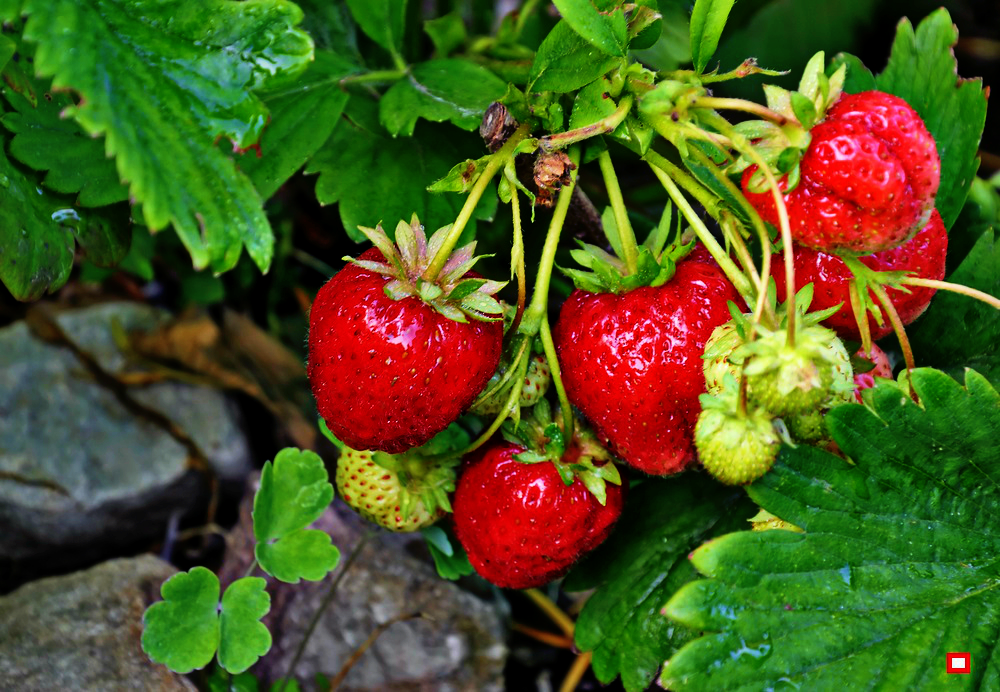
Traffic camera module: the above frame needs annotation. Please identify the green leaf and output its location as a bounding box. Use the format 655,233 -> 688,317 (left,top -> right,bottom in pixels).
252,448 -> 333,543
241,50 -> 357,200
206,664 -> 260,692
689,0 -> 735,73
424,12 -> 466,57
568,76 -> 617,131
142,567 -> 221,675
218,577 -> 271,675
828,52 -> 875,94
380,59 -> 507,137
344,0 -> 406,58
564,477 -> 753,692
662,369 -> 1000,691
422,525 -> 474,580
909,230 -> 1000,384
255,529 -> 341,583
631,1 -> 690,72
1,56 -> 127,206
552,0 -> 627,58
528,20 -> 623,94
22,0 -> 315,273
876,9 -> 988,231
0,143 -> 129,301
308,99 -> 494,242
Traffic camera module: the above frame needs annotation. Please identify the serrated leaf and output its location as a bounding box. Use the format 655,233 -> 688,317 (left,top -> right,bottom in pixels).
689,0 -> 735,73
22,0 -> 315,273
344,0 -> 406,58
252,448 -> 333,543
218,577 -> 271,675
1,56 -> 127,206
0,143 -> 129,301
255,529 -> 341,583
528,20 -> 623,94
876,9 -> 988,230
424,12 -> 466,57
308,99 -> 495,242
552,0 -> 627,58
428,155 -> 491,194
564,477 -> 753,692
142,567 -> 221,675
662,369 -> 1000,691
380,59 -> 506,137
241,50 -> 357,200
909,229 -> 1000,384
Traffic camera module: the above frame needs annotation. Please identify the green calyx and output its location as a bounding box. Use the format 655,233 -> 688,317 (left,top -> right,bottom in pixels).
349,213 -> 505,323
501,399 -> 622,506
695,389 -> 781,486
560,203 -> 689,294
370,424 -> 469,520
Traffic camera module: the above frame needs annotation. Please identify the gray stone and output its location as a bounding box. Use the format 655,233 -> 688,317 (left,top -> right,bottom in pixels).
219,476 -> 508,691
0,302 -> 252,588
0,555 -> 195,692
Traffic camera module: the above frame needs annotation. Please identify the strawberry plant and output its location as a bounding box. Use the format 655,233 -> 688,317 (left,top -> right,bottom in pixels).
3,0 -> 998,689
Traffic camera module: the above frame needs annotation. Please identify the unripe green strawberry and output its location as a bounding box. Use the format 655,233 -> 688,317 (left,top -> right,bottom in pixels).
695,394 -> 781,486
703,321 -> 745,395
470,354 -> 551,416
743,325 -> 849,417
336,449 -> 445,532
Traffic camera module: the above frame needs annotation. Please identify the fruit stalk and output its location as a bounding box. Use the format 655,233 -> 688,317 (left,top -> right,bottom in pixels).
423,123 -> 533,282
902,277 -> 1000,311
509,170 -> 528,332
540,95 -> 633,151
871,283 -> 916,374
597,149 -> 640,274
848,281 -> 874,356
691,96 -> 789,125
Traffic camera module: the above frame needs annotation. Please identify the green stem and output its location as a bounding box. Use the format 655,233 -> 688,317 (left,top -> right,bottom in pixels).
540,316 -> 574,441
647,163 -> 754,301
520,148 -> 581,334
871,284 -> 916,375
597,149 -> 640,275
460,343 -> 531,458
339,69 -> 407,88
423,123 -> 533,282
848,281 -> 873,356
643,149 -> 721,217
903,277 -> 1000,311
692,97 -> 789,124
540,95 -> 634,151
509,170 -> 528,333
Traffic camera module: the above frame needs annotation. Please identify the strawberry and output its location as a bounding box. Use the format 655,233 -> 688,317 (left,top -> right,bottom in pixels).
772,209 -> 947,341
554,258 -> 741,475
742,91 -> 939,255
853,343 -> 892,398
308,217 -> 504,454
452,427 -> 624,588
336,449 -> 444,532
470,353 -> 551,417
695,391 -> 781,486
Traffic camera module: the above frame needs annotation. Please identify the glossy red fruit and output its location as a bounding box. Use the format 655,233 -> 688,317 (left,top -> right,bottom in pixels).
774,209 -> 947,341
553,260 -> 741,475
452,442 -> 624,589
308,248 -> 503,453
853,344 -> 893,400
742,91 -> 939,255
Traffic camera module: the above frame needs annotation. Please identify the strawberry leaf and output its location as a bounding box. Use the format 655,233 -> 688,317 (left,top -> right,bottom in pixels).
344,0 -> 406,59
827,52 -> 875,94
20,0 -> 314,274
909,229 -> 1000,386
689,0 -> 736,74
662,369 -> 1000,690
380,59 -> 507,137
142,567 -> 221,674
241,50 -> 358,200
217,577 -> 272,675
876,8 -> 988,231
422,525 -> 474,581
528,20 -> 623,94
563,476 -> 754,692
552,0 -> 628,59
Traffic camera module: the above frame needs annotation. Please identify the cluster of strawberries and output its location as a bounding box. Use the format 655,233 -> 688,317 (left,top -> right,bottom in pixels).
307,90 -> 944,589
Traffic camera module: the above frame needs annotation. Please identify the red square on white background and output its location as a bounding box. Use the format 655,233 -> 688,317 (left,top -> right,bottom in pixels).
947,653 -> 971,674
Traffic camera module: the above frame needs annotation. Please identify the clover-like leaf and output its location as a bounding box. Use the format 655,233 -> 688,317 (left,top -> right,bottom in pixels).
142,567 -> 221,675
380,59 -> 507,137
661,369 -> 1000,690
876,8 -> 989,230
217,577 -> 271,675
253,448 -> 333,543
21,0 -> 314,273
563,476 -> 753,692
256,529 -> 341,584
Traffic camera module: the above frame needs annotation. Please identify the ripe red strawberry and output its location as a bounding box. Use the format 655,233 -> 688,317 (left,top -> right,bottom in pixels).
553,259 -> 741,475
742,91 -> 939,255
308,217 -> 504,454
452,441 -> 624,589
853,343 -> 892,400
773,209 -> 947,341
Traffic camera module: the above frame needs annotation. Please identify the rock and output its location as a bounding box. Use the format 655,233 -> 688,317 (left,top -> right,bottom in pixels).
219,476 -> 508,691
0,302 -> 252,590
0,555 -> 195,691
